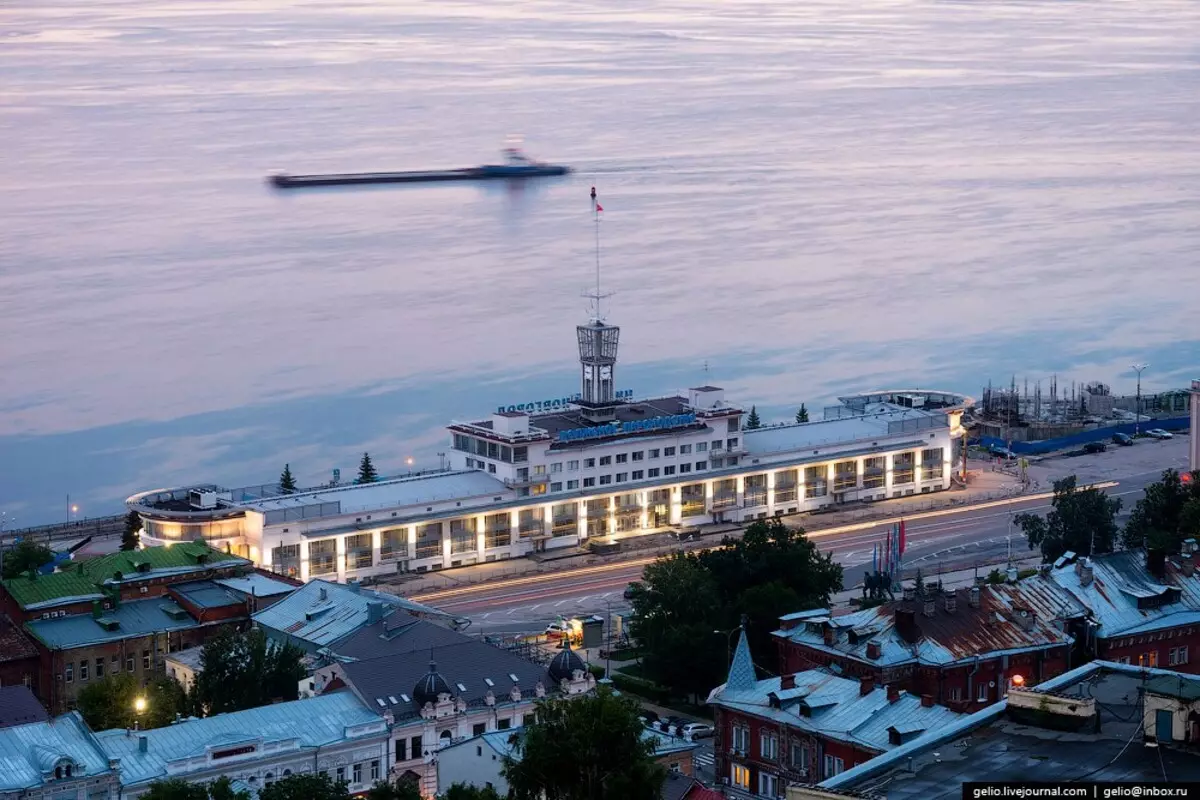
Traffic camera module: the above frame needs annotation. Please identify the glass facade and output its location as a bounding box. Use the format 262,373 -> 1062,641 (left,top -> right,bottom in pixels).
863,457 -> 886,489
449,518 -> 476,554
346,533 -> 373,570
485,513 -> 511,548
804,466 -> 828,498
743,474 -> 767,507
415,523 -> 442,560
774,469 -> 798,504
552,503 -> 578,537
922,447 -> 945,479
712,479 -> 737,510
893,452 -> 915,485
681,483 -> 705,516
833,461 -> 858,492
380,528 -> 407,561
309,538 -> 336,575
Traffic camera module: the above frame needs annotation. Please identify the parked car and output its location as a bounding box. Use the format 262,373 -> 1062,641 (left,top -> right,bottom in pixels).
990,446 -> 1017,460
544,620 -> 572,637
1083,441 -> 1107,454
639,710 -> 660,728
1147,428 -> 1174,440
1112,433 -> 1134,446
623,583 -> 639,600
681,722 -> 715,740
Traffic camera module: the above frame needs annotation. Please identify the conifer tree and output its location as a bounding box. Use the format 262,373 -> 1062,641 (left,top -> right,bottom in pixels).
746,406 -> 761,429
795,403 -> 809,423
279,464 -> 298,494
356,452 -> 379,484
121,511 -> 141,551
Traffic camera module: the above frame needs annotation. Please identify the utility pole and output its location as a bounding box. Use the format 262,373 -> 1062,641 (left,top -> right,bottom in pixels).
1132,363 -> 1149,436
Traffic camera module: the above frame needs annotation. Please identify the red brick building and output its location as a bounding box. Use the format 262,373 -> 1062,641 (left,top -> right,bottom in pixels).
773,576 -> 1084,713
0,615 -> 40,694
709,633 -> 963,793
1049,547 -> 1200,671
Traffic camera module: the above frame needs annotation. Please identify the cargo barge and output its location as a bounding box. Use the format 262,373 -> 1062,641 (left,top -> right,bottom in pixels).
269,147 -> 570,189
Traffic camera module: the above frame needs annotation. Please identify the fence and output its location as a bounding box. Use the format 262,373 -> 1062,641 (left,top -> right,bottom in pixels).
1,514 -> 124,545
976,415 -> 1190,455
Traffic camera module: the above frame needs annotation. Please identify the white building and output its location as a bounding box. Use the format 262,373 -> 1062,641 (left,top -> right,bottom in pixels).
127,311 -> 970,584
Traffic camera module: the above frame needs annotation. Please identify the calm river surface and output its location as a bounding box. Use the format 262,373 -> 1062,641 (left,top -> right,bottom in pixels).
2,0 -> 1198,524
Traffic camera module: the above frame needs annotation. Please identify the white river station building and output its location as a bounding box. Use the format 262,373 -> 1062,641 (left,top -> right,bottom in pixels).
127,312 -> 970,583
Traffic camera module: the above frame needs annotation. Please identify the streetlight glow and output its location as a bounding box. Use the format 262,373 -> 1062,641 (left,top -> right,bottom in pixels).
134,696 -> 147,713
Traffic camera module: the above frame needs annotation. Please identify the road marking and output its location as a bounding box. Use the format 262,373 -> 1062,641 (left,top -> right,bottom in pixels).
530,604 -> 541,610
555,600 -> 568,607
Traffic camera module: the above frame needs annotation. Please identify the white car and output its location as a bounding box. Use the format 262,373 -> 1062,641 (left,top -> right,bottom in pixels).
680,722 -> 715,740
544,620 -> 572,637
1146,429 -> 1173,440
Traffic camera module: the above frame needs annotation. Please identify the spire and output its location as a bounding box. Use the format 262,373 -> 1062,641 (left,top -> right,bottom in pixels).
726,629 -> 757,692
584,186 -> 611,322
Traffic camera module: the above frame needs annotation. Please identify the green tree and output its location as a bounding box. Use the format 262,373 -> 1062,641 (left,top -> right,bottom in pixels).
366,778 -> 422,800
356,452 -> 379,484
746,406 -> 761,429
502,688 -> 665,800
279,464 -> 298,495
441,784 -> 503,800
77,673 -> 187,732
121,510 -> 142,551
1121,469 -> 1200,552
259,773 -> 349,800
795,404 -> 809,423
1015,475 -> 1121,563
192,628 -> 307,716
2,539 -> 54,579
143,777 -> 250,800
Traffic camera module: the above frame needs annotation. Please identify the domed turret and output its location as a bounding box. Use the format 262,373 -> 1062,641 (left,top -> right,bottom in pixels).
548,640 -> 585,683
413,660 -> 452,707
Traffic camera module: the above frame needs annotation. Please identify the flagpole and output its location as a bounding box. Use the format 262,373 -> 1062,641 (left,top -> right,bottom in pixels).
591,186 -> 601,319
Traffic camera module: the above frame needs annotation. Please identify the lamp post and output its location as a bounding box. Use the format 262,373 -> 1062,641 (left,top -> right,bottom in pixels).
1132,363 -> 1149,436
713,617 -> 746,673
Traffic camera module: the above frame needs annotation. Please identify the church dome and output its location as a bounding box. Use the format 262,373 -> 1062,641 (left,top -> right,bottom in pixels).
413,661 -> 452,707
548,641 -> 586,683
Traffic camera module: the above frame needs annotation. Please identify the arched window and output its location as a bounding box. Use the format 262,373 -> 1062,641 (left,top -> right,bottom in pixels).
283,769 -> 292,777
440,729 -> 452,742
65,765 -> 72,778
55,767 -> 62,780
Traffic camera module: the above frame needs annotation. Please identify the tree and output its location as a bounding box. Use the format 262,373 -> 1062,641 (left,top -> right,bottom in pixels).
795,404 -> 809,423
746,406 -> 761,429
1,539 -> 54,579
502,688 -> 665,800
1121,469 -> 1200,552
192,628 -> 307,716
121,510 -> 142,551
77,673 -> 187,732
441,784 -> 503,800
279,464 -> 298,495
259,773 -> 349,800
143,777 -> 250,800
1015,475 -> 1121,563
356,452 -> 379,484
366,778 -> 421,800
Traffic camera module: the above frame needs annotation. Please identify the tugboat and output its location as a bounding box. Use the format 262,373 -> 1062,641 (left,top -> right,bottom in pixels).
269,142 -> 571,189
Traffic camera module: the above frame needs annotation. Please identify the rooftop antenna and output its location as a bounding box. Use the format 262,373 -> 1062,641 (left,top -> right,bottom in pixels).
585,187 -> 612,322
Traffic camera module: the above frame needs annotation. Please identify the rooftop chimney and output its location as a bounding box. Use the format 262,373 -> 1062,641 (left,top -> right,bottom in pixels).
866,640 -> 882,660
780,674 -> 796,691
943,591 -> 957,614
1012,608 -> 1036,632
902,586 -> 916,601
922,599 -> 936,618
366,601 -> 385,625
823,625 -> 836,646
318,586 -> 328,602
894,608 -> 919,644
1148,549 -> 1167,579
920,694 -> 934,708
860,676 -> 875,697
887,684 -> 900,703
1078,559 -> 1094,587
968,587 -> 981,608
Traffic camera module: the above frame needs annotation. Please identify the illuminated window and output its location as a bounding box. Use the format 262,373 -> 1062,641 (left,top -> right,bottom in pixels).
731,765 -> 750,790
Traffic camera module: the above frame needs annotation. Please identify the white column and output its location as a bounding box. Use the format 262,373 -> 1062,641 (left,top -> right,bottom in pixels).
371,529 -> 382,569
640,491 -> 649,530
886,454 -> 895,494
406,525 -> 417,560
578,500 -> 588,541
914,449 -> 923,484
607,496 -> 616,536
299,539 -> 311,583
441,524 -> 452,562
510,510 -> 521,550
670,486 -> 682,525
335,536 -> 347,582
543,502 -> 554,540
826,462 -> 835,503
798,468 -> 806,506
766,470 -> 776,513
476,514 -> 486,555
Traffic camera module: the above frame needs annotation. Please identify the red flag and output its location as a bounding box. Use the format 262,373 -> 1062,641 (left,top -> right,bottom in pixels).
595,203 -> 603,212
898,519 -> 906,556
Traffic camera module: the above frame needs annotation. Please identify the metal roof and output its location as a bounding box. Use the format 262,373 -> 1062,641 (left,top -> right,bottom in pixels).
252,579 -> 452,652
0,687 -> 49,729
25,596 -> 214,649
1,543 -> 247,610
0,712 -> 113,791
331,615 -> 473,661
709,668 -> 961,753
1050,549 -> 1200,638
94,691 -> 385,788
213,573 -> 297,599
774,577 -> 1081,668
1143,673 -> 1200,702
744,405 -> 947,456
169,580 -> 243,610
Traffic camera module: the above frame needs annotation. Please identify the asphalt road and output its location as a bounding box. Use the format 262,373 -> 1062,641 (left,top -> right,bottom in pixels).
422,444 -> 1189,635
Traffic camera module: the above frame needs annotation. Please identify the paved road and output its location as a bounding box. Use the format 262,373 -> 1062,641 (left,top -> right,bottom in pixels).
422,446 -> 1188,635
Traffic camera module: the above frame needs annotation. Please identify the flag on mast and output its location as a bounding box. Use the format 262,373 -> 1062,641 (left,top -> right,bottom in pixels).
872,543 -> 878,574
898,519 -> 907,556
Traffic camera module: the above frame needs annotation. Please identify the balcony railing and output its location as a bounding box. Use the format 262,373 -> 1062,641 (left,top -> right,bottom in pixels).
712,493 -> 737,510
414,541 -> 441,560
485,529 -> 510,548
505,474 -> 548,488
774,488 -> 797,504
552,518 -> 578,536
743,491 -> 767,508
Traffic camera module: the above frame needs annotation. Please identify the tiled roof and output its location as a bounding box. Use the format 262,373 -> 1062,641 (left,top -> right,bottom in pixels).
710,669 -> 961,753
0,687 -> 49,729
338,638 -> 551,720
252,580 -> 453,652
774,576 -> 1081,668
25,596 -> 218,649
94,691 -> 385,787
1049,549 -> 1200,638
0,616 -> 39,664
1,543 -> 247,610
0,712 -> 113,791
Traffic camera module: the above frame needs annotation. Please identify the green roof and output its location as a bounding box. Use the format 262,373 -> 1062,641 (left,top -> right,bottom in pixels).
1,543 -> 248,610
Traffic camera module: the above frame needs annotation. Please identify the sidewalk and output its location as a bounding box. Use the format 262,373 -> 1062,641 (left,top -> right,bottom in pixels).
375,460 -> 1032,600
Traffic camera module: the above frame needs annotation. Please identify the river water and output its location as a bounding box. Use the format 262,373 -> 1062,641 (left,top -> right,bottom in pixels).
2,0 -> 1198,524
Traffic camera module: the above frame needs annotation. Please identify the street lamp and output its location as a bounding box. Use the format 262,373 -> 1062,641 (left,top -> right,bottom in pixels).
713,617 -> 746,673
133,696 -> 147,730
1132,363 -> 1149,436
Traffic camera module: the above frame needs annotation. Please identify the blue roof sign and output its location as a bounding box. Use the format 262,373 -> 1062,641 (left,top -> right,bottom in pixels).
557,413 -> 697,443
498,389 -> 633,414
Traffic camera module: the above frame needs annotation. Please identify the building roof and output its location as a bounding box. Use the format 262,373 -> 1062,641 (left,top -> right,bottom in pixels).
213,573 -> 297,599
661,772 -> 703,800
168,580 -> 244,610
710,668 -> 961,754
94,691 -> 386,787
235,470 -> 509,517
448,727 -> 696,763
0,712 -> 113,791
252,579 -> 454,652
774,577 -> 1081,669
1050,549 -> 1200,638
164,645 -> 205,672
1,543 -> 247,611
744,405 -> 946,457
329,614 -> 470,661
1143,673 -> 1200,702
338,638 -> 553,719
0,616 -> 39,665
0,686 -> 49,729
25,596 -> 216,649
819,661 -> 1200,798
